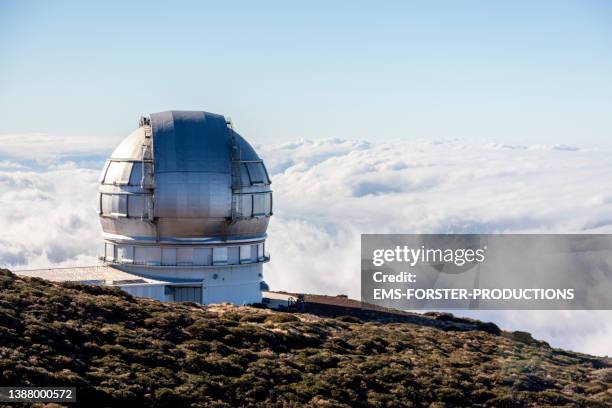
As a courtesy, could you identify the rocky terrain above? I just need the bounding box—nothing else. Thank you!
[0,269,610,407]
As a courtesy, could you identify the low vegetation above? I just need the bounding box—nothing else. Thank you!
[0,269,610,407]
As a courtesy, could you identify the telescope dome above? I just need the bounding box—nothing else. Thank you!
[96,110,272,304]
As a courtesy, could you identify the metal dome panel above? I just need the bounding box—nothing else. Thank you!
[151,111,232,174]
[99,110,272,245]
[151,111,232,221]
[110,127,147,160]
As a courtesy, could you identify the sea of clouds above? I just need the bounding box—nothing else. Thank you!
[1,133,611,356]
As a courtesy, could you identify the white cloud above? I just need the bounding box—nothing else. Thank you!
[0,160,27,170]
[0,133,119,163]
[262,139,612,295]
[0,167,101,269]
[259,139,612,356]
[1,135,611,356]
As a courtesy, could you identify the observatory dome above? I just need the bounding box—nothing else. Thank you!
[97,110,272,304]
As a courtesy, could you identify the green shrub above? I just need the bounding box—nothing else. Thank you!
[265,313,299,323]
[0,272,608,408]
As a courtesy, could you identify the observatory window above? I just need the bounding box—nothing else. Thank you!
[99,160,111,182]
[257,243,265,261]
[104,161,133,185]
[129,163,142,185]
[237,194,253,218]
[100,193,128,217]
[177,248,194,266]
[117,245,134,263]
[264,193,272,214]
[250,245,258,262]
[239,164,251,187]
[246,162,269,185]
[240,245,251,263]
[252,193,266,216]
[127,194,147,218]
[105,243,116,261]
[112,194,128,216]
[134,246,161,265]
[101,194,113,215]
[194,248,212,265]
[149,247,162,265]
[134,247,145,264]
[228,247,240,264]
[161,248,177,266]
[212,247,228,265]
[253,192,272,216]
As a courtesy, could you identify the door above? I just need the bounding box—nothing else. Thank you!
[173,286,202,303]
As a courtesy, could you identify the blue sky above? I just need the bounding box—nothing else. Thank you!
[1,0,611,145]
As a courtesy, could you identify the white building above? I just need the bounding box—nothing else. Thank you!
[17,110,273,305]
